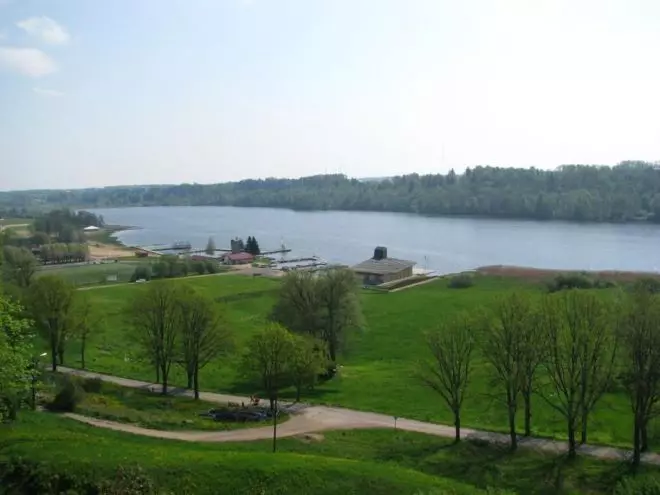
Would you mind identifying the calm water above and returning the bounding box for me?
[90,206,660,274]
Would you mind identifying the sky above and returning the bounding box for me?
[1,0,660,191]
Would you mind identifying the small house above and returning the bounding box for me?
[351,246,415,285]
[222,252,254,265]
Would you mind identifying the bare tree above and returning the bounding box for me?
[26,275,74,372]
[242,323,295,452]
[483,293,533,450]
[130,282,181,394]
[419,315,474,442]
[618,287,660,466]
[68,293,97,369]
[520,306,546,437]
[177,286,233,399]
[538,291,616,458]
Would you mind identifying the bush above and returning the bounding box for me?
[448,274,474,289]
[634,277,660,294]
[97,465,156,495]
[547,274,593,292]
[205,260,219,274]
[80,377,103,393]
[192,261,206,275]
[130,265,152,282]
[47,376,84,412]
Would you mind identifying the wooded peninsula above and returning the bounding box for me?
[3,161,660,223]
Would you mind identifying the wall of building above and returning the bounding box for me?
[355,267,412,286]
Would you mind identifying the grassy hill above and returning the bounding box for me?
[67,274,638,448]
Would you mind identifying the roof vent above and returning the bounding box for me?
[373,246,387,260]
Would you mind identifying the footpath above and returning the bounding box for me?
[58,367,660,465]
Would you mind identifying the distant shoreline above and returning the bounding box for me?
[476,265,660,281]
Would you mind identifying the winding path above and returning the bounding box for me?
[59,367,660,465]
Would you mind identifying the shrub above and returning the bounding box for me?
[47,376,85,412]
[81,377,104,393]
[547,274,593,292]
[205,260,219,274]
[448,274,474,289]
[634,277,660,294]
[130,264,152,282]
[192,261,206,275]
[97,465,156,495]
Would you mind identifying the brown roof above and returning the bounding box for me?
[351,257,415,275]
[225,252,254,261]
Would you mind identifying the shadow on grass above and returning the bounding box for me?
[372,434,636,495]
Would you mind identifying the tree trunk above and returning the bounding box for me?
[633,418,642,467]
[523,390,532,436]
[295,383,301,402]
[58,349,64,366]
[641,421,649,452]
[508,405,518,451]
[272,398,278,453]
[454,410,461,443]
[80,337,86,369]
[160,364,168,395]
[581,408,588,445]
[50,333,58,372]
[186,372,193,390]
[155,364,160,384]
[567,424,577,459]
[193,364,200,400]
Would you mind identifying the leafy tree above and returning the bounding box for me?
[242,323,295,452]
[272,268,363,363]
[130,282,181,394]
[205,236,216,255]
[177,286,233,399]
[537,291,616,458]
[2,246,37,288]
[482,293,534,450]
[419,315,474,442]
[290,335,327,402]
[618,287,660,466]
[0,294,33,421]
[26,275,74,371]
[30,231,50,245]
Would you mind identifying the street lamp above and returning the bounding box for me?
[31,352,48,410]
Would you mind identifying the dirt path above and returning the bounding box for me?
[58,367,660,465]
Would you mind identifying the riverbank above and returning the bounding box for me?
[86,224,139,259]
[477,264,660,282]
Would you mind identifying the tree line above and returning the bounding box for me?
[420,286,660,466]
[3,162,660,223]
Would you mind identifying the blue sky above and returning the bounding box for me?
[1,0,660,190]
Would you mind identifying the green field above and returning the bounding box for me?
[35,261,143,286]
[0,413,485,495]
[3,412,654,494]
[72,380,276,431]
[65,274,645,449]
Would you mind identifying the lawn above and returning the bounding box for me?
[35,261,143,286]
[0,413,480,495]
[71,379,278,431]
[67,273,648,450]
[1,412,657,494]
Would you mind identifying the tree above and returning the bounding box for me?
[2,246,37,288]
[483,293,534,450]
[290,335,327,402]
[130,282,181,394]
[419,315,474,442]
[316,268,363,363]
[538,291,616,458]
[0,294,33,421]
[177,286,233,399]
[618,287,660,466]
[520,306,545,437]
[205,236,216,255]
[26,275,74,372]
[242,323,295,452]
[69,293,97,369]
[271,268,363,364]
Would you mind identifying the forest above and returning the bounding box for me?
[2,161,660,223]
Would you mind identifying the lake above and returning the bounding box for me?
[90,206,660,274]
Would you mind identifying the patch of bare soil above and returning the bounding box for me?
[88,242,136,259]
[295,433,325,443]
[477,265,660,282]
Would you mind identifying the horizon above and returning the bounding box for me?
[2,0,660,190]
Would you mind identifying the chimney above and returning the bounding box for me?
[373,246,387,260]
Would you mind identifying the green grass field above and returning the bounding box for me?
[66,274,648,449]
[1,413,487,495]
[72,380,278,431]
[35,261,143,286]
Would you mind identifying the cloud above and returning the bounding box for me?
[33,87,64,97]
[16,16,70,45]
[0,47,57,77]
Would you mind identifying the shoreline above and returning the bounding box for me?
[476,264,660,282]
